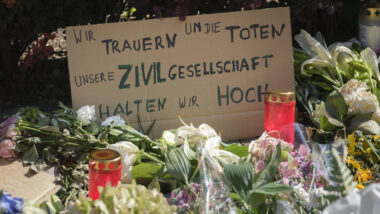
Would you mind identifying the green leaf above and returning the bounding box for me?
[325,91,347,122]
[40,201,56,213]
[51,118,59,128]
[145,120,156,136]
[247,192,266,207]
[165,148,191,183]
[51,195,64,212]
[37,116,51,127]
[224,143,249,158]
[319,115,339,132]
[132,162,162,181]
[252,143,281,190]
[30,158,47,173]
[23,145,39,165]
[224,162,254,201]
[253,182,292,195]
[363,136,380,161]
[85,123,100,135]
[147,176,160,191]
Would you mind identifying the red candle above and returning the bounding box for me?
[264,91,295,144]
[88,149,122,200]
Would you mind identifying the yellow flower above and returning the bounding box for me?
[347,134,356,156]
[347,158,372,188]
[356,183,365,189]
[366,147,371,154]
[358,168,372,183]
[347,158,360,170]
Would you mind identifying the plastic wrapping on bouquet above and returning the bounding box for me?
[264,91,295,144]
[88,149,122,200]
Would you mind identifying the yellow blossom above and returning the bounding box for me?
[366,147,371,154]
[356,183,365,189]
[347,159,360,170]
[347,158,372,188]
[347,134,356,156]
[358,168,372,183]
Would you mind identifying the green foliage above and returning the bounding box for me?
[224,163,254,201]
[131,162,162,183]
[224,144,291,211]
[254,182,292,195]
[325,91,347,123]
[224,143,249,158]
[252,143,282,190]
[313,149,356,210]
[165,148,191,183]
[324,149,356,196]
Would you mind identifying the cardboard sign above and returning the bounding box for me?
[66,7,294,140]
[0,159,60,202]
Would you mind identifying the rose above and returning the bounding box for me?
[339,79,378,115]
[0,116,19,139]
[0,139,18,160]
[76,105,96,125]
[101,115,125,126]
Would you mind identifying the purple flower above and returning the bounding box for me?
[0,191,23,214]
[167,182,200,213]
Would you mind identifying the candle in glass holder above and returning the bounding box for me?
[264,91,295,144]
[88,149,122,200]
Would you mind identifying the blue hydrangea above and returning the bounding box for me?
[0,191,23,214]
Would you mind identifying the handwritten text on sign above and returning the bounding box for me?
[66,7,294,140]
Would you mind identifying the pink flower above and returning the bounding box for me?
[0,116,19,138]
[298,144,310,157]
[255,160,266,173]
[0,139,18,159]
[278,160,301,185]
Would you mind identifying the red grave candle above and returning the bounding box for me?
[264,91,295,144]
[88,149,122,200]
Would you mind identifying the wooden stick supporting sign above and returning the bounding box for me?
[66,7,294,140]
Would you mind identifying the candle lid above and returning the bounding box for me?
[89,149,121,171]
[265,91,295,103]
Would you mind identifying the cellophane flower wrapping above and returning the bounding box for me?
[197,141,237,214]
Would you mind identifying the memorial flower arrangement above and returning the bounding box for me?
[1,29,380,213]
[294,29,380,190]
[0,102,377,213]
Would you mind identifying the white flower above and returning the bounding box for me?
[198,124,218,138]
[161,130,176,146]
[293,184,310,203]
[205,136,240,166]
[101,115,126,126]
[339,79,380,123]
[76,105,96,125]
[108,141,139,183]
[174,123,218,147]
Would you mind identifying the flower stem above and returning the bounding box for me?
[141,151,165,165]
[189,162,199,183]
